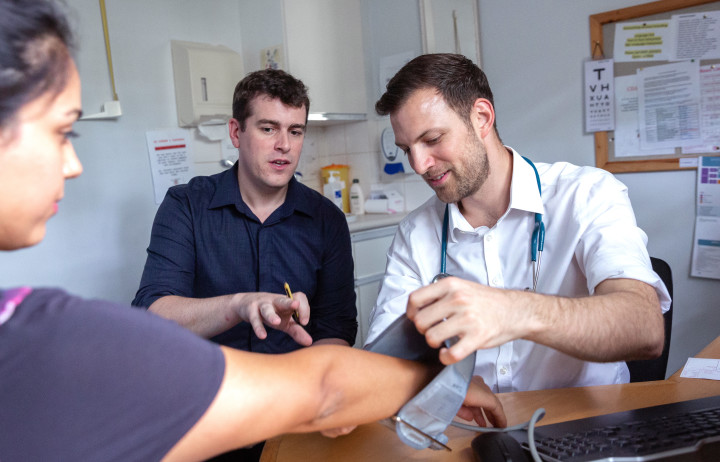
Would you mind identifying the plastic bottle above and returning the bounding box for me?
[323,171,344,210]
[350,178,365,215]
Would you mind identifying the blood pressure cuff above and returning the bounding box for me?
[364,314,476,450]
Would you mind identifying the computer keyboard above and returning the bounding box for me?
[509,395,720,461]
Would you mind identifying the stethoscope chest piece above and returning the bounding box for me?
[431,273,452,284]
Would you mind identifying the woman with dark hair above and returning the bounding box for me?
[0,1,505,460]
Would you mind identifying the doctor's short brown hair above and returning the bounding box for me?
[375,53,497,131]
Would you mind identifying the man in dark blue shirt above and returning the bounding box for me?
[133,69,357,355]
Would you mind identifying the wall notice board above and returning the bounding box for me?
[590,0,720,173]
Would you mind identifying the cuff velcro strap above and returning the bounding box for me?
[364,314,476,450]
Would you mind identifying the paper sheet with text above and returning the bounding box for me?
[680,357,720,381]
[691,156,720,279]
[145,129,193,204]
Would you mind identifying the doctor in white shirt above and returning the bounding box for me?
[366,53,671,393]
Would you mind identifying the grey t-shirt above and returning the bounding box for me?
[0,288,225,461]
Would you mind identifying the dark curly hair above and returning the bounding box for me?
[232,69,310,131]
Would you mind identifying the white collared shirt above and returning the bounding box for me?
[366,148,671,393]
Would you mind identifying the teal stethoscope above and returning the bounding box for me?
[432,156,545,292]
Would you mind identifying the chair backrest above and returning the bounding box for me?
[626,257,673,382]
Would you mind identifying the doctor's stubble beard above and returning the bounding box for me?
[431,130,490,205]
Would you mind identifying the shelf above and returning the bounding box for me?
[307,112,367,126]
[348,213,407,234]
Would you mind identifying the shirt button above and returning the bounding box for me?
[492,277,499,285]
[486,234,494,242]
[499,367,508,375]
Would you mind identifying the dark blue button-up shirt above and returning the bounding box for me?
[132,163,357,353]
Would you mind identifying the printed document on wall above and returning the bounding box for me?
[638,60,702,150]
[145,129,193,204]
[670,12,720,61]
[683,65,720,154]
[691,156,720,279]
[613,74,675,158]
[613,20,674,62]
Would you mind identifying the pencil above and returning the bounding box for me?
[284,282,300,323]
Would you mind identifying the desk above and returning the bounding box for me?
[261,337,720,462]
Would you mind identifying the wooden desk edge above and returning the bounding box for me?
[260,336,720,462]
[262,437,282,461]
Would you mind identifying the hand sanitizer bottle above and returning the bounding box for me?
[324,172,344,210]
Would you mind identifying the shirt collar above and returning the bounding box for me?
[508,147,544,215]
[209,162,243,209]
[279,176,315,218]
[208,162,315,219]
[445,147,544,239]
[0,287,31,325]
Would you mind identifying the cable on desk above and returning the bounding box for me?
[450,407,546,462]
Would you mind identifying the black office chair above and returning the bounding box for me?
[626,257,673,382]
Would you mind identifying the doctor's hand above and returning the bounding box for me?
[457,376,507,428]
[406,277,529,365]
[233,292,312,346]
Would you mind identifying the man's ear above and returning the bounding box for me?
[471,98,495,139]
[228,118,241,148]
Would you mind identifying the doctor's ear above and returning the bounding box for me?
[470,98,495,139]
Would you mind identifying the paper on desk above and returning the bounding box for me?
[680,357,720,380]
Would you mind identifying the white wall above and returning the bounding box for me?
[360,0,436,209]
[478,0,720,376]
[0,0,242,302]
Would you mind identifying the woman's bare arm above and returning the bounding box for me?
[163,345,505,461]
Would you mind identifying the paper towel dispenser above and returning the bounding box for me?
[170,40,244,127]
